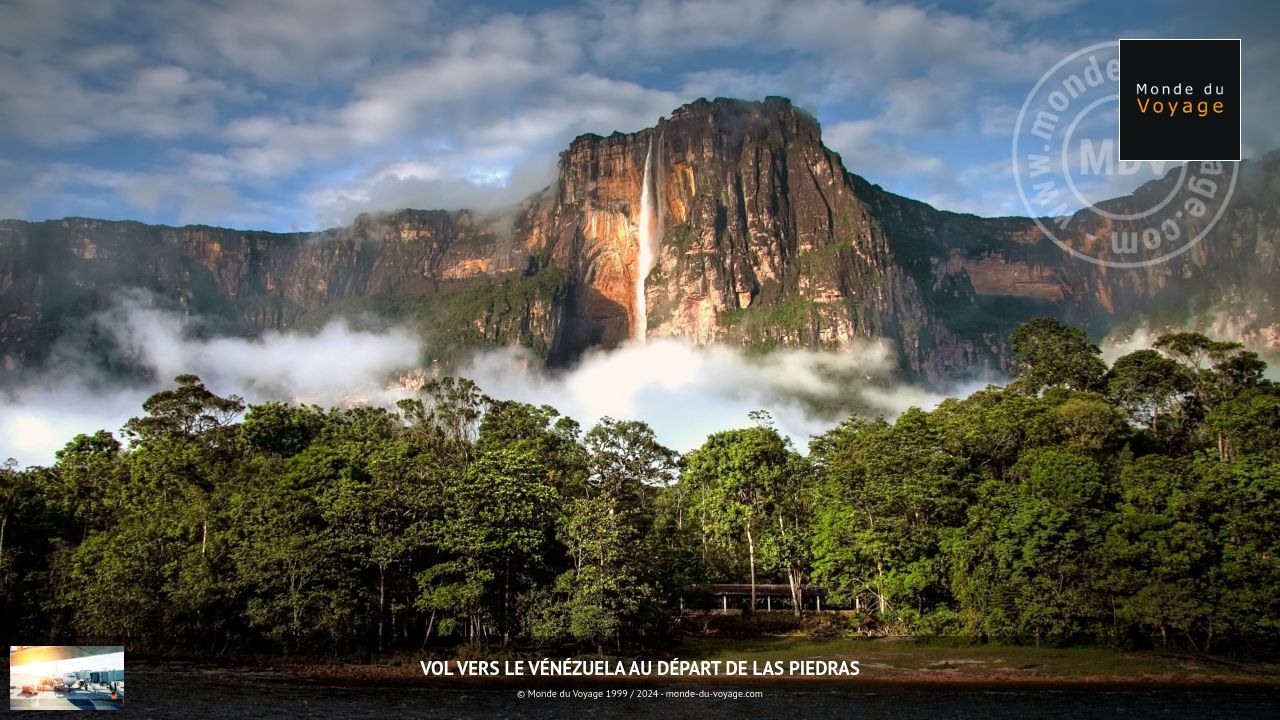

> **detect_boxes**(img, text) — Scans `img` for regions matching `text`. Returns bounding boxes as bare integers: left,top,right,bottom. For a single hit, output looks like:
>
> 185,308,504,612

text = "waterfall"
634,135,662,341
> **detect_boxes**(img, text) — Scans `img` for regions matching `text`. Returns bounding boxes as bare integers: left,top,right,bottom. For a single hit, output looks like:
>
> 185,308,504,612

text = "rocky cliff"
1,97,1277,386
512,97,1001,382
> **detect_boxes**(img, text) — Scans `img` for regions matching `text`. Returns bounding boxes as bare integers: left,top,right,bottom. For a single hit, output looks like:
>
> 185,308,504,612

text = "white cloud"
825,119,954,187
977,98,1019,137
878,78,974,135
70,44,141,72
0,59,256,145
198,0,1059,219
0,0,118,59
0,0,1271,232
923,160,1024,217
304,154,558,226
20,162,285,230
154,0,436,85
0,293,954,465
0,294,425,465
986,0,1082,21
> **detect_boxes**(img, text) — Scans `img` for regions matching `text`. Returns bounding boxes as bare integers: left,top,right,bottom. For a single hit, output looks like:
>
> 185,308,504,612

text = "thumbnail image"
9,646,124,711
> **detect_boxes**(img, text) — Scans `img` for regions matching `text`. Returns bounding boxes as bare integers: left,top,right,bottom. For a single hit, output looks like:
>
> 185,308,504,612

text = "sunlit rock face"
516,97,995,381
1,97,1277,386
524,97,1278,382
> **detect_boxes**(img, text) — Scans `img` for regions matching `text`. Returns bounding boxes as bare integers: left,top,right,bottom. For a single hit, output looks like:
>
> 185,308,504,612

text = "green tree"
1010,317,1107,393
323,432,440,652
812,410,968,628
537,495,656,650
397,376,488,466
529,418,676,648
0,458,19,568
123,374,245,557
583,417,678,509
241,402,325,458
1205,388,1280,461
684,423,802,613
232,448,353,653
1050,392,1128,454
1107,349,1191,431
421,441,558,645
953,449,1109,645
1102,455,1212,649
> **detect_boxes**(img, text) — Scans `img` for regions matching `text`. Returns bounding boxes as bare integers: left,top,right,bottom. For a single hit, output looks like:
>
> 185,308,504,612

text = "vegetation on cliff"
0,319,1277,659
293,266,571,362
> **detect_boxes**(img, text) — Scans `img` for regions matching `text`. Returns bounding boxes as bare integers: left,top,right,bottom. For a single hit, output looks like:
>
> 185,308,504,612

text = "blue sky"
1,0,1276,232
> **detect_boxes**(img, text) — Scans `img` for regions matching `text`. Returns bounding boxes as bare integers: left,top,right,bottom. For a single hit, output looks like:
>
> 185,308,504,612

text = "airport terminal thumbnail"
9,646,124,711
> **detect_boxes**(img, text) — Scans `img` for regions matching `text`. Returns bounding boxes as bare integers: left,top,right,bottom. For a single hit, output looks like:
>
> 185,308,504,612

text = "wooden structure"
685,584,828,612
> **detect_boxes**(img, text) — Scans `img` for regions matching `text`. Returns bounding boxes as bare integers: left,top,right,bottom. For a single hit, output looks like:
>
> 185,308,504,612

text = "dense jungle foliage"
1,319,1276,657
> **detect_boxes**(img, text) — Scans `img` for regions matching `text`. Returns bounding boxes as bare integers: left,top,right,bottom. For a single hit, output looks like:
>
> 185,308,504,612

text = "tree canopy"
1,319,1277,657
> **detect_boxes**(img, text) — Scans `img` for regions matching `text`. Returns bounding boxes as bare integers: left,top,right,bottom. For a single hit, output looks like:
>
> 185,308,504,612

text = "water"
634,135,662,341
116,665,1279,719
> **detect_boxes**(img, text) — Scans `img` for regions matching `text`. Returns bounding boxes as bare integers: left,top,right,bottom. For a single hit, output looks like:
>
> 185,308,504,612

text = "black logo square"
1119,39,1241,161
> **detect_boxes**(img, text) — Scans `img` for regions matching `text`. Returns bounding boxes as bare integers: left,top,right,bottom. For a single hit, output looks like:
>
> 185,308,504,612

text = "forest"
0,318,1277,658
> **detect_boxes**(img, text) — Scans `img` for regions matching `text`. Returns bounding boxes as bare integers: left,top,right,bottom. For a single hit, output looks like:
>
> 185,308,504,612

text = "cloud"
0,0,118,59
1100,326,1159,365
826,120,947,177
589,0,1061,81
459,338,916,454
0,293,425,465
0,292,954,466
824,119,972,209
877,78,975,135
18,163,282,230
920,160,1026,217
94,293,424,400
0,160,32,218
1101,311,1280,376
154,0,435,86
1242,39,1280,158
305,154,559,226
0,67,254,147
0,0,1272,233
985,0,1082,21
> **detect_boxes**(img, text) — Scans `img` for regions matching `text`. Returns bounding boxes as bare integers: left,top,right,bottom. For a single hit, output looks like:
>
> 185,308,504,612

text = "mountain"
1,97,1277,387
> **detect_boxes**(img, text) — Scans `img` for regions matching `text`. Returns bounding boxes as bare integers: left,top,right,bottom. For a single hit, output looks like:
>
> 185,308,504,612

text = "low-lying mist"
1101,318,1280,380
1,295,969,467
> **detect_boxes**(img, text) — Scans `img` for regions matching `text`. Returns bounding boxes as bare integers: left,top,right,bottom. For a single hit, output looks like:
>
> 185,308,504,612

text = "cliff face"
518,97,1278,380
517,97,1004,381
0,209,564,374
1,97,1277,386
875,154,1280,350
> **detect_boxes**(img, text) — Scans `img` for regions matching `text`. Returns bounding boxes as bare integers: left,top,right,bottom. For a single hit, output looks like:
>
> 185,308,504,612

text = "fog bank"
1,295,967,466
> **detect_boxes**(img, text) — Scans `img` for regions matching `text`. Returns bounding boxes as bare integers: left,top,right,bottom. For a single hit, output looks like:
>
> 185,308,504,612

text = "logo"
1119,39,1241,161
1012,41,1238,268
